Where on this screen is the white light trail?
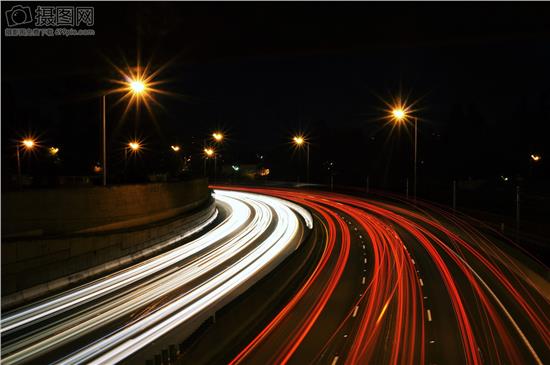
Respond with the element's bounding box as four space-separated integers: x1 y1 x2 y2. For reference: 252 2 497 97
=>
1 190 312 365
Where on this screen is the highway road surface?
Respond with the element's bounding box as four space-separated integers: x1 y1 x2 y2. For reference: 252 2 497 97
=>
186 186 548 365
0 190 312 365
1 186 548 365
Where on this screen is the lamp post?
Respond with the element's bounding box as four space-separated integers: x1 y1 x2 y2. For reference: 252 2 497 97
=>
123 140 141 181
16 138 36 188
414 116 418 200
390 107 418 201
212 132 224 182
212 132 223 143
16 145 21 187
170 145 182 176
530 154 542 162
125 140 141 161
204 147 215 178
529 153 542 178
210 132 225 182
102 95 106 186
48 146 60 156
293 135 310 183
102 79 147 186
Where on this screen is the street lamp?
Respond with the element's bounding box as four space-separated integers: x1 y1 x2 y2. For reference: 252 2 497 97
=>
388 103 419 201
293 136 304 145
22 139 35 149
16 138 37 187
204 147 214 157
170 145 182 175
128 141 141 151
211 132 225 181
204 148 214 157
529 153 542 178
130 80 146 94
125 140 141 160
203 147 215 177
123 140 142 180
102 75 149 186
292 135 310 183
212 132 224 142
48 146 59 156
392 108 406 122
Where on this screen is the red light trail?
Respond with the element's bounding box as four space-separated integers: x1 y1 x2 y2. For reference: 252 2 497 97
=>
214 185 548 365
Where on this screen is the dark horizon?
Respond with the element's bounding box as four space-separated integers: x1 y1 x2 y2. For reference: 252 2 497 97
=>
2 2 549 186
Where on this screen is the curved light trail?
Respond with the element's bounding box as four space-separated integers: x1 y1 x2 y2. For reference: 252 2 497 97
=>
2 186 547 365
214 186 548 365
1 190 312 365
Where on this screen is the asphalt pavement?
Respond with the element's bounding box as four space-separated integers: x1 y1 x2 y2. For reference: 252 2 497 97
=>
2 186 547 365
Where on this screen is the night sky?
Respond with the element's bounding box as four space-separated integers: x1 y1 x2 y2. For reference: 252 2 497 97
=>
2 2 550 188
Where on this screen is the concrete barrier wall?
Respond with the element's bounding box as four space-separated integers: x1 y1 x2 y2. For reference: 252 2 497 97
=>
1 179 213 304
2 179 210 236
2 199 216 305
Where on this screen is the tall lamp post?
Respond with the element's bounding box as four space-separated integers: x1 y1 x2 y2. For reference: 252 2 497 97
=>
212 132 224 182
414 116 418 200
170 145 182 175
529 153 542 178
212 132 223 143
102 79 147 186
292 135 310 183
123 140 141 181
16 138 36 187
390 107 418 200
124 140 141 163
204 147 215 178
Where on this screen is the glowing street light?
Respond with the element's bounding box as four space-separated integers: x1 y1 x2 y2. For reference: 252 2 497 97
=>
48 146 59 156
529 153 542 179
124 139 142 160
128 141 141 151
16 137 37 187
391 108 407 122
209 132 225 182
102 63 156 186
123 140 142 181
203 147 216 178
292 135 310 183
22 139 35 149
293 136 305 146
129 80 146 94
204 147 215 157
171 145 181 152
386 98 419 201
